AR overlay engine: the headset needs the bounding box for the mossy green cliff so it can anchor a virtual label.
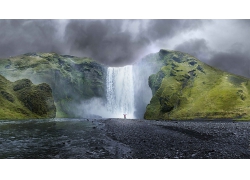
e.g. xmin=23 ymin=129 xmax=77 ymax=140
xmin=0 ymin=53 xmax=107 ymax=117
xmin=144 ymin=49 xmax=250 ymax=120
xmin=0 ymin=75 xmax=56 ymax=119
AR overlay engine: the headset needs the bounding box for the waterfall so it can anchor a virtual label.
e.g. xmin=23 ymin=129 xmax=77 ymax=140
xmin=106 ymin=65 xmax=135 ymax=119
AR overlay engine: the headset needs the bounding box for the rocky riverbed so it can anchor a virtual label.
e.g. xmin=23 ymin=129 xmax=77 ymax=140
xmin=104 ymin=118 xmax=250 ymax=159
xmin=1 ymin=118 xmax=250 ymax=159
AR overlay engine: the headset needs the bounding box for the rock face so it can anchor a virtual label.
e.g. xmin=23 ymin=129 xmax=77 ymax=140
xmin=144 ymin=49 xmax=250 ymax=120
xmin=0 ymin=75 xmax=56 ymax=119
xmin=0 ymin=53 xmax=107 ymax=117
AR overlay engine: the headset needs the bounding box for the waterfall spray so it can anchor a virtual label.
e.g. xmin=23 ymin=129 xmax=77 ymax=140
xmin=106 ymin=65 xmax=135 ymax=118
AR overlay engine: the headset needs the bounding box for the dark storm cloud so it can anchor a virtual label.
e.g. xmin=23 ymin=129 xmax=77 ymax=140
xmin=0 ymin=20 xmax=64 ymax=57
xmin=1 ymin=19 xmax=249 ymax=75
xmin=0 ymin=19 xmax=207 ymax=66
xmin=63 ymin=20 xmax=150 ymax=66
xmin=208 ymin=49 xmax=250 ymax=78
xmin=174 ymin=37 xmax=250 ymax=78
xmin=144 ymin=19 xmax=207 ymax=41
xmin=174 ymin=38 xmax=211 ymax=61
xmin=63 ymin=19 xmax=207 ymax=66
xmin=222 ymin=20 xmax=250 ymax=78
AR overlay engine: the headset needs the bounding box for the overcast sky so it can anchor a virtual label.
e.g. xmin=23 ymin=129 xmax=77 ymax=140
xmin=0 ymin=19 xmax=250 ymax=77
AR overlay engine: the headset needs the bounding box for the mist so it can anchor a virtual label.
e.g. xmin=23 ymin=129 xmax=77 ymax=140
xmin=72 ymin=97 xmax=110 ymax=118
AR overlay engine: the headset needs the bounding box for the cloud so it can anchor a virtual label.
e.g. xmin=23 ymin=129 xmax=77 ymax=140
xmin=63 ymin=20 xmax=150 ymax=66
xmin=144 ymin=19 xmax=206 ymax=41
xmin=0 ymin=19 xmax=208 ymax=66
xmin=174 ymin=38 xmax=212 ymax=61
xmin=0 ymin=20 xmax=64 ymax=57
xmin=173 ymin=36 xmax=250 ymax=78
xmin=208 ymin=49 xmax=250 ymax=78
xmin=64 ymin=19 xmax=208 ymax=66
xmin=0 ymin=19 xmax=250 ymax=78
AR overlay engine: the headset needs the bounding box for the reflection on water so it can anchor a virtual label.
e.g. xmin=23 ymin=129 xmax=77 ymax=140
xmin=0 ymin=118 xmax=131 ymax=159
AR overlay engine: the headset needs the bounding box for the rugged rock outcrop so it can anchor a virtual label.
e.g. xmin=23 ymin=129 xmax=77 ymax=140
xmin=0 ymin=53 xmax=107 ymax=117
xmin=144 ymin=49 xmax=250 ymax=120
xmin=0 ymin=75 xmax=56 ymax=119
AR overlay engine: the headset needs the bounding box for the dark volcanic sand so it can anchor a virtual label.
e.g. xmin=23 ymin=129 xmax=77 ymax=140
xmin=1 ymin=118 xmax=250 ymax=159
xmin=103 ymin=118 xmax=250 ymax=159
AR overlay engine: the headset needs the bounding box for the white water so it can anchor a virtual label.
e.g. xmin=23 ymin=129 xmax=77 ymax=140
xmin=106 ymin=65 xmax=135 ymax=118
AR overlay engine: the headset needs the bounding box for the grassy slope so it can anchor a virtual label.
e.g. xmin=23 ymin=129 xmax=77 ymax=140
xmin=144 ymin=49 xmax=250 ymax=120
xmin=0 ymin=75 xmax=56 ymax=119
xmin=0 ymin=53 xmax=107 ymax=117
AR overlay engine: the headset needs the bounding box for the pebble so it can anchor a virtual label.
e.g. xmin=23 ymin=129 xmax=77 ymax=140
xmin=191 ymin=154 xmax=196 ymax=157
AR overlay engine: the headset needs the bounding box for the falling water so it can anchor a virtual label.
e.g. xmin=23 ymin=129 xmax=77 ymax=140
xmin=106 ymin=65 xmax=135 ymax=118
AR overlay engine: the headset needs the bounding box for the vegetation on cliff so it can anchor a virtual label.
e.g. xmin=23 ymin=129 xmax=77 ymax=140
xmin=0 ymin=53 xmax=107 ymax=117
xmin=144 ymin=49 xmax=250 ymax=120
xmin=2 ymin=49 xmax=249 ymax=120
xmin=0 ymin=75 xmax=56 ymax=119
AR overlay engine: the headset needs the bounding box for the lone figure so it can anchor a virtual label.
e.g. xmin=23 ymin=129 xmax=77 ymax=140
xmin=123 ymin=114 xmax=127 ymax=119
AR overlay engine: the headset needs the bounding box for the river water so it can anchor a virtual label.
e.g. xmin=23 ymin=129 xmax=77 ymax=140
xmin=0 ymin=118 xmax=131 ymax=159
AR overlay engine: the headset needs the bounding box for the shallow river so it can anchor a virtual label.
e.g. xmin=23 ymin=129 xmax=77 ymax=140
xmin=0 ymin=118 xmax=130 ymax=159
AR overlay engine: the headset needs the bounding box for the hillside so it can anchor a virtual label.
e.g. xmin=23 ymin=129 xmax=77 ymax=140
xmin=1 ymin=50 xmax=249 ymax=120
xmin=0 ymin=75 xmax=56 ymax=119
xmin=144 ymin=49 xmax=250 ymax=120
xmin=0 ymin=53 xmax=107 ymax=117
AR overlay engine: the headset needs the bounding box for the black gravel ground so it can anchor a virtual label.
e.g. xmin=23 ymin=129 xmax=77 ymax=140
xmin=103 ymin=118 xmax=250 ymax=159
xmin=1 ymin=118 xmax=250 ymax=159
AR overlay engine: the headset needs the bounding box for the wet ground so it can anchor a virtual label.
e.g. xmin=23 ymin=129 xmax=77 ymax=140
xmin=105 ymin=119 xmax=250 ymax=158
xmin=0 ymin=118 xmax=129 ymax=159
xmin=1 ymin=118 xmax=250 ymax=159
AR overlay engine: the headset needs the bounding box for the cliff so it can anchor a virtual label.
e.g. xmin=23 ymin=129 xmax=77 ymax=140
xmin=0 ymin=75 xmax=56 ymax=119
xmin=144 ymin=49 xmax=250 ymax=120
xmin=0 ymin=53 xmax=107 ymax=117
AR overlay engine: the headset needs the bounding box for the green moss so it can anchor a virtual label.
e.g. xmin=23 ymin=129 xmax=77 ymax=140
xmin=0 ymin=91 xmax=14 ymax=102
xmin=0 ymin=75 xmax=56 ymax=120
xmin=0 ymin=53 xmax=107 ymax=118
xmin=145 ymin=49 xmax=250 ymax=120
xmin=55 ymin=102 xmax=69 ymax=118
